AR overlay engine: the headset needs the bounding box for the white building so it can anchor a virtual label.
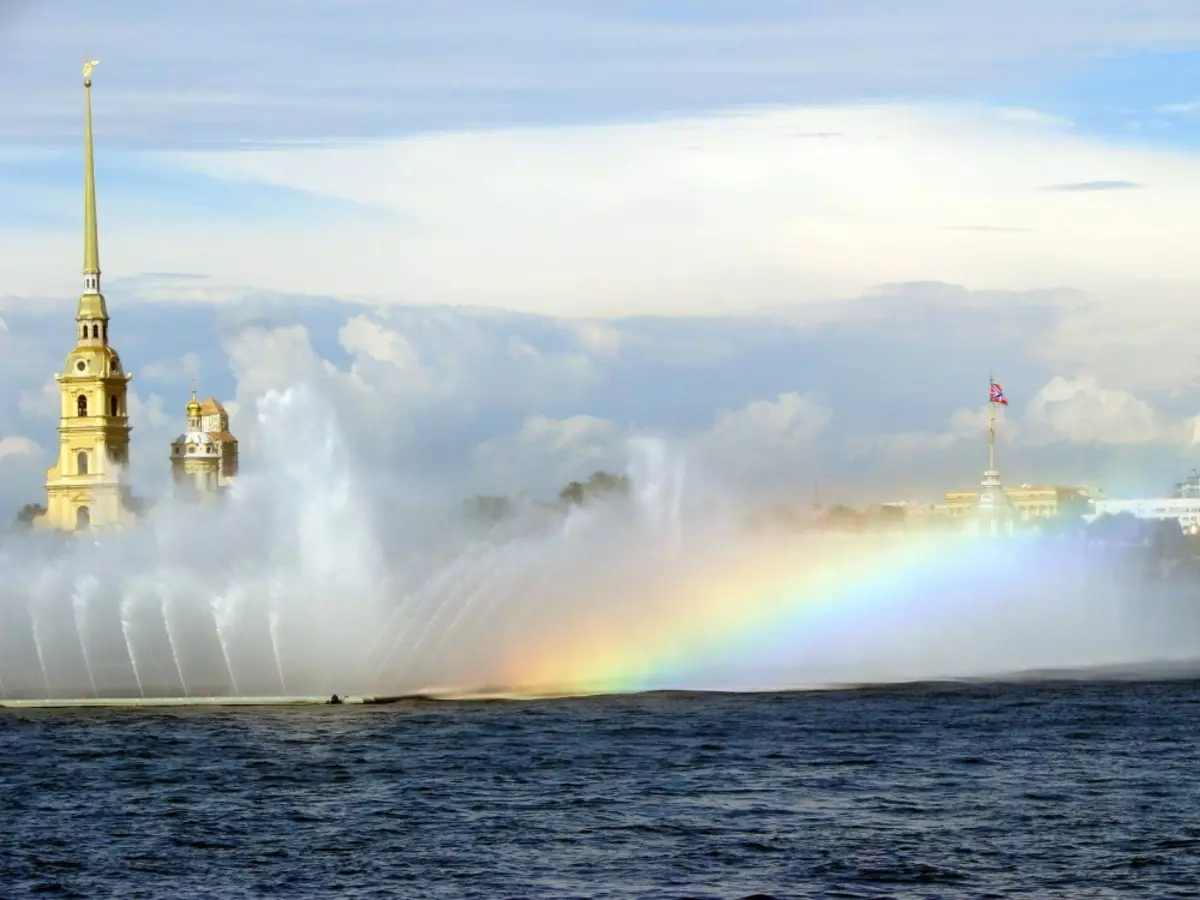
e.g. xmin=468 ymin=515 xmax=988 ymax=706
xmin=1087 ymin=497 xmax=1200 ymax=534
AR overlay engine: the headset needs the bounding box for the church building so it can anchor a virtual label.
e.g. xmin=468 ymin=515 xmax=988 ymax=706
xmin=37 ymin=62 xmax=238 ymax=531
xmin=170 ymin=384 xmax=239 ymax=499
xmin=39 ymin=61 xmax=135 ymax=532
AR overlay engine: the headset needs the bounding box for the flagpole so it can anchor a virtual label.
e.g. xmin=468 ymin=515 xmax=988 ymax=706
xmin=988 ymin=373 xmax=996 ymax=471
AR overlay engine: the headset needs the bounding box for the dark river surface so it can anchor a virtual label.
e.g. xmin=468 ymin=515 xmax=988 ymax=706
xmin=3 ymin=680 xmax=1199 ymax=898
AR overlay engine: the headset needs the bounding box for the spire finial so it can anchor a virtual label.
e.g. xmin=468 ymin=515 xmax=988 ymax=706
xmin=191 ymin=377 xmax=198 ymax=402
xmin=82 ymin=60 xmax=101 ymax=294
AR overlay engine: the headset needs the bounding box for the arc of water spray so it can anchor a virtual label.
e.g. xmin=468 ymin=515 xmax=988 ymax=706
xmin=70 ymin=575 xmax=101 ymax=698
xmin=119 ymin=591 xmax=145 ymax=698
xmin=28 ymin=573 xmax=54 ymax=698
xmin=157 ymin=578 xmax=190 ymax=696
xmin=370 ymin=542 xmax=496 ymax=687
xmin=266 ymin=578 xmax=288 ymax=695
xmin=208 ymin=587 xmax=242 ymax=696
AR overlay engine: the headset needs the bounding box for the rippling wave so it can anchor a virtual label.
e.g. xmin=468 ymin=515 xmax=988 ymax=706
xmin=3 ymin=682 xmax=1199 ymax=898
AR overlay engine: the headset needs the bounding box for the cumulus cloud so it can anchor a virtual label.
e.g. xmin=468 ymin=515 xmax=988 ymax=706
xmin=140 ymin=352 xmax=202 ymax=385
xmin=473 ymin=415 xmax=625 ymax=493
xmin=2 ymin=284 xmax=1200 ymax=514
xmin=473 ymin=391 xmax=834 ymax=498
xmin=864 ymin=404 xmax=1019 ymax=457
xmin=692 ymin=392 xmax=830 ymax=488
xmin=18 ymin=381 xmax=59 ymax=420
xmin=0 ymin=436 xmax=40 ymax=462
xmin=1023 ymin=376 xmax=1194 ymax=446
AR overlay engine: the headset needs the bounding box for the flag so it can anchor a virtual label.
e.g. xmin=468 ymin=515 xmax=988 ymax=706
xmin=989 ymin=381 xmax=1008 ymax=406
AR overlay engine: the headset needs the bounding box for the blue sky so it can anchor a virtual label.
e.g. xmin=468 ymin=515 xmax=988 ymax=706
xmin=4 ymin=1 xmax=1200 ymax=518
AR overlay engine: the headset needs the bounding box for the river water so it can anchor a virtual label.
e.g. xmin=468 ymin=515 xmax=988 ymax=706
xmin=3 ymin=679 xmax=1199 ymax=898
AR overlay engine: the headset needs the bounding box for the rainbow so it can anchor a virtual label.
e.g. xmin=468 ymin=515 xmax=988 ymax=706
xmin=498 ymin=530 xmax=1092 ymax=696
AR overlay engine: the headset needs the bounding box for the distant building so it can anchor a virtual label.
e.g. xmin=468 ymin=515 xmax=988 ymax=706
xmin=1088 ymin=470 xmax=1200 ymax=534
xmin=964 ymin=468 xmax=1017 ymax=536
xmin=941 ymin=484 xmax=1100 ymax=522
xmin=1088 ymin=497 xmax=1200 ymax=534
xmin=198 ymin=397 xmax=239 ymax=484
xmin=1173 ymin=469 xmax=1200 ymax=498
xmin=170 ymin=384 xmax=238 ymax=499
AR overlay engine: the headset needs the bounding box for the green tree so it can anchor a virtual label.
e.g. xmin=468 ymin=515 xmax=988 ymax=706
xmin=559 ymin=480 xmax=586 ymax=506
xmin=1086 ymin=512 xmax=1143 ymax=545
xmin=558 ymin=471 xmax=631 ymax=507
xmin=464 ymin=495 xmax=513 ymax=523
xmin=14 ymin=503 xmax=46 ymax=529
xmin=819 ymin=505 xmax=864 ymax=532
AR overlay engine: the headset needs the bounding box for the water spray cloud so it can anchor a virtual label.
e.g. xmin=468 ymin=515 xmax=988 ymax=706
xmin=1 ymin=385 xmax=1198 ymax=701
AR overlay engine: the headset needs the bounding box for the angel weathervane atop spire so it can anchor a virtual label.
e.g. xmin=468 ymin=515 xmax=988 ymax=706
xmin=82 ymin=59 xmax=99 ymax=84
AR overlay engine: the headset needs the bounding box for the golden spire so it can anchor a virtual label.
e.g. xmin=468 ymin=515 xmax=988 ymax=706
xmin=187 ymin=378 xmax=202 ymax=420
xmin=78 ymin=59 xmax=108 ymax=324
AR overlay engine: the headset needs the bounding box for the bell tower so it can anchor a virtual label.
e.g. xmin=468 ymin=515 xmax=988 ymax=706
xmin=41 ymin=61 xmax=135 ymax=531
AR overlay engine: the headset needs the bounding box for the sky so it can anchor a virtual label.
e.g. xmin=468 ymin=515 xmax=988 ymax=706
xmin=3 ymin=0 xmax=1200 ymax=517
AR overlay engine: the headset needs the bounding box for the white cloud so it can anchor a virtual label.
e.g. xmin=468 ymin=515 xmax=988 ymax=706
xmin=1023 ymin=376 xmax=1193 ymax=446
xmin=0 ymin=436 xmax=40 ymax=462
xmin=338 ymin=316 xmax=420 ymax=369
xmin=866 ymin=404 xmax=1020 ymax=456
xmin=688 ymin=392 xmax=830 ymax=494
xmin=0 ymin=103 xmax=1173 ymax=319
xmin=18 ymin=381 xmax=59 ymax=419
xmin=473 ymin=392 xmax=833 ymax=498
xmin=473 ymin=414 xmax=624 ymax=492
xmin=563 ymin=321 xmax=622 ymax=358
xmin=1157 ymin=100 xmax=1200 ymax=114
xmin=127 ymin=392 xmax=171 ymax=430
xmin=7 ymin=1 xmax=1200 ymax=153
xmin=996 ymin=108 xmax=1074 ymax=128
xmin=141 ymin=352 xmax=203 ymax=385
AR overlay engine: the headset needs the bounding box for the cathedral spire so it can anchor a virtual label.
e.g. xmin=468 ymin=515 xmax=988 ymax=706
xmin=78 ymin=60 xmax=108 ymax=325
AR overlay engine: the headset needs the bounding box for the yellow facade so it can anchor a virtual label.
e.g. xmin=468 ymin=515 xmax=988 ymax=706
xmin=39 ymin=63 xmax=135 ymax=532
xmin=199 ymin=398 xmax=239 ymax=485
xmin=940 ymin=484 xmax=1096 ymax=521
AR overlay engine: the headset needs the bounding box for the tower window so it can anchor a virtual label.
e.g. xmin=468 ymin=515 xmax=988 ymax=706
xmin=81 ymin=325 xmax=87 ymax=340
xmin=110 ymin=395 xmax=118 ymax=417
xmin=92 ymin=324 xmax=99 ymax=339
xmin=75 ymin=506 xmax=90 ymax=529
xmin=77 ymin=451 xmax=89 ymax=476
xmin=103 ymin=324 xmax=108 ymax=342
xmin=77 ymin=395 xmax=88 ymax=417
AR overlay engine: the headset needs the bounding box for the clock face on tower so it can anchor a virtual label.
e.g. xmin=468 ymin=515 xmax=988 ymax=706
xmin=75 ymin=359 xmax=87 ymax=373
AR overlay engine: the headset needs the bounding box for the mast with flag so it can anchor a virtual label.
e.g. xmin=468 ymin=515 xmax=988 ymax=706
xmin=988 ymin=375 xmax=1008 ymax=472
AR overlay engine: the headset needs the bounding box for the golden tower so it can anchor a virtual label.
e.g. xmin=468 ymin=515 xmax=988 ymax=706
xmin=41 ymin=61 xmax=135 ymax=531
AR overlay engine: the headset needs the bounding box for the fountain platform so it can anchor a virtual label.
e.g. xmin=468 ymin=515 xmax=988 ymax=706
xmin=0 ymin=695 xmax=380 ymax=709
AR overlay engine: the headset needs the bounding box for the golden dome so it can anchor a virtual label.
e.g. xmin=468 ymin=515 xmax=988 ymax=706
xmin=187 ymin=380 xmax=202 ymax=418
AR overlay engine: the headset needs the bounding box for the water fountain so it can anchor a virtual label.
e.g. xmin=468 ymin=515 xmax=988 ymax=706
xmin=2 ymin=385 xmax=1199 ymax=707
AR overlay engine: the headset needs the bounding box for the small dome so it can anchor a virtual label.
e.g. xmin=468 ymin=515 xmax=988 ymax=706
xmin=186 ymin=381 xmax=203 ymax=419
xmin=171 ymin=429 xmax=219 ymax=456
